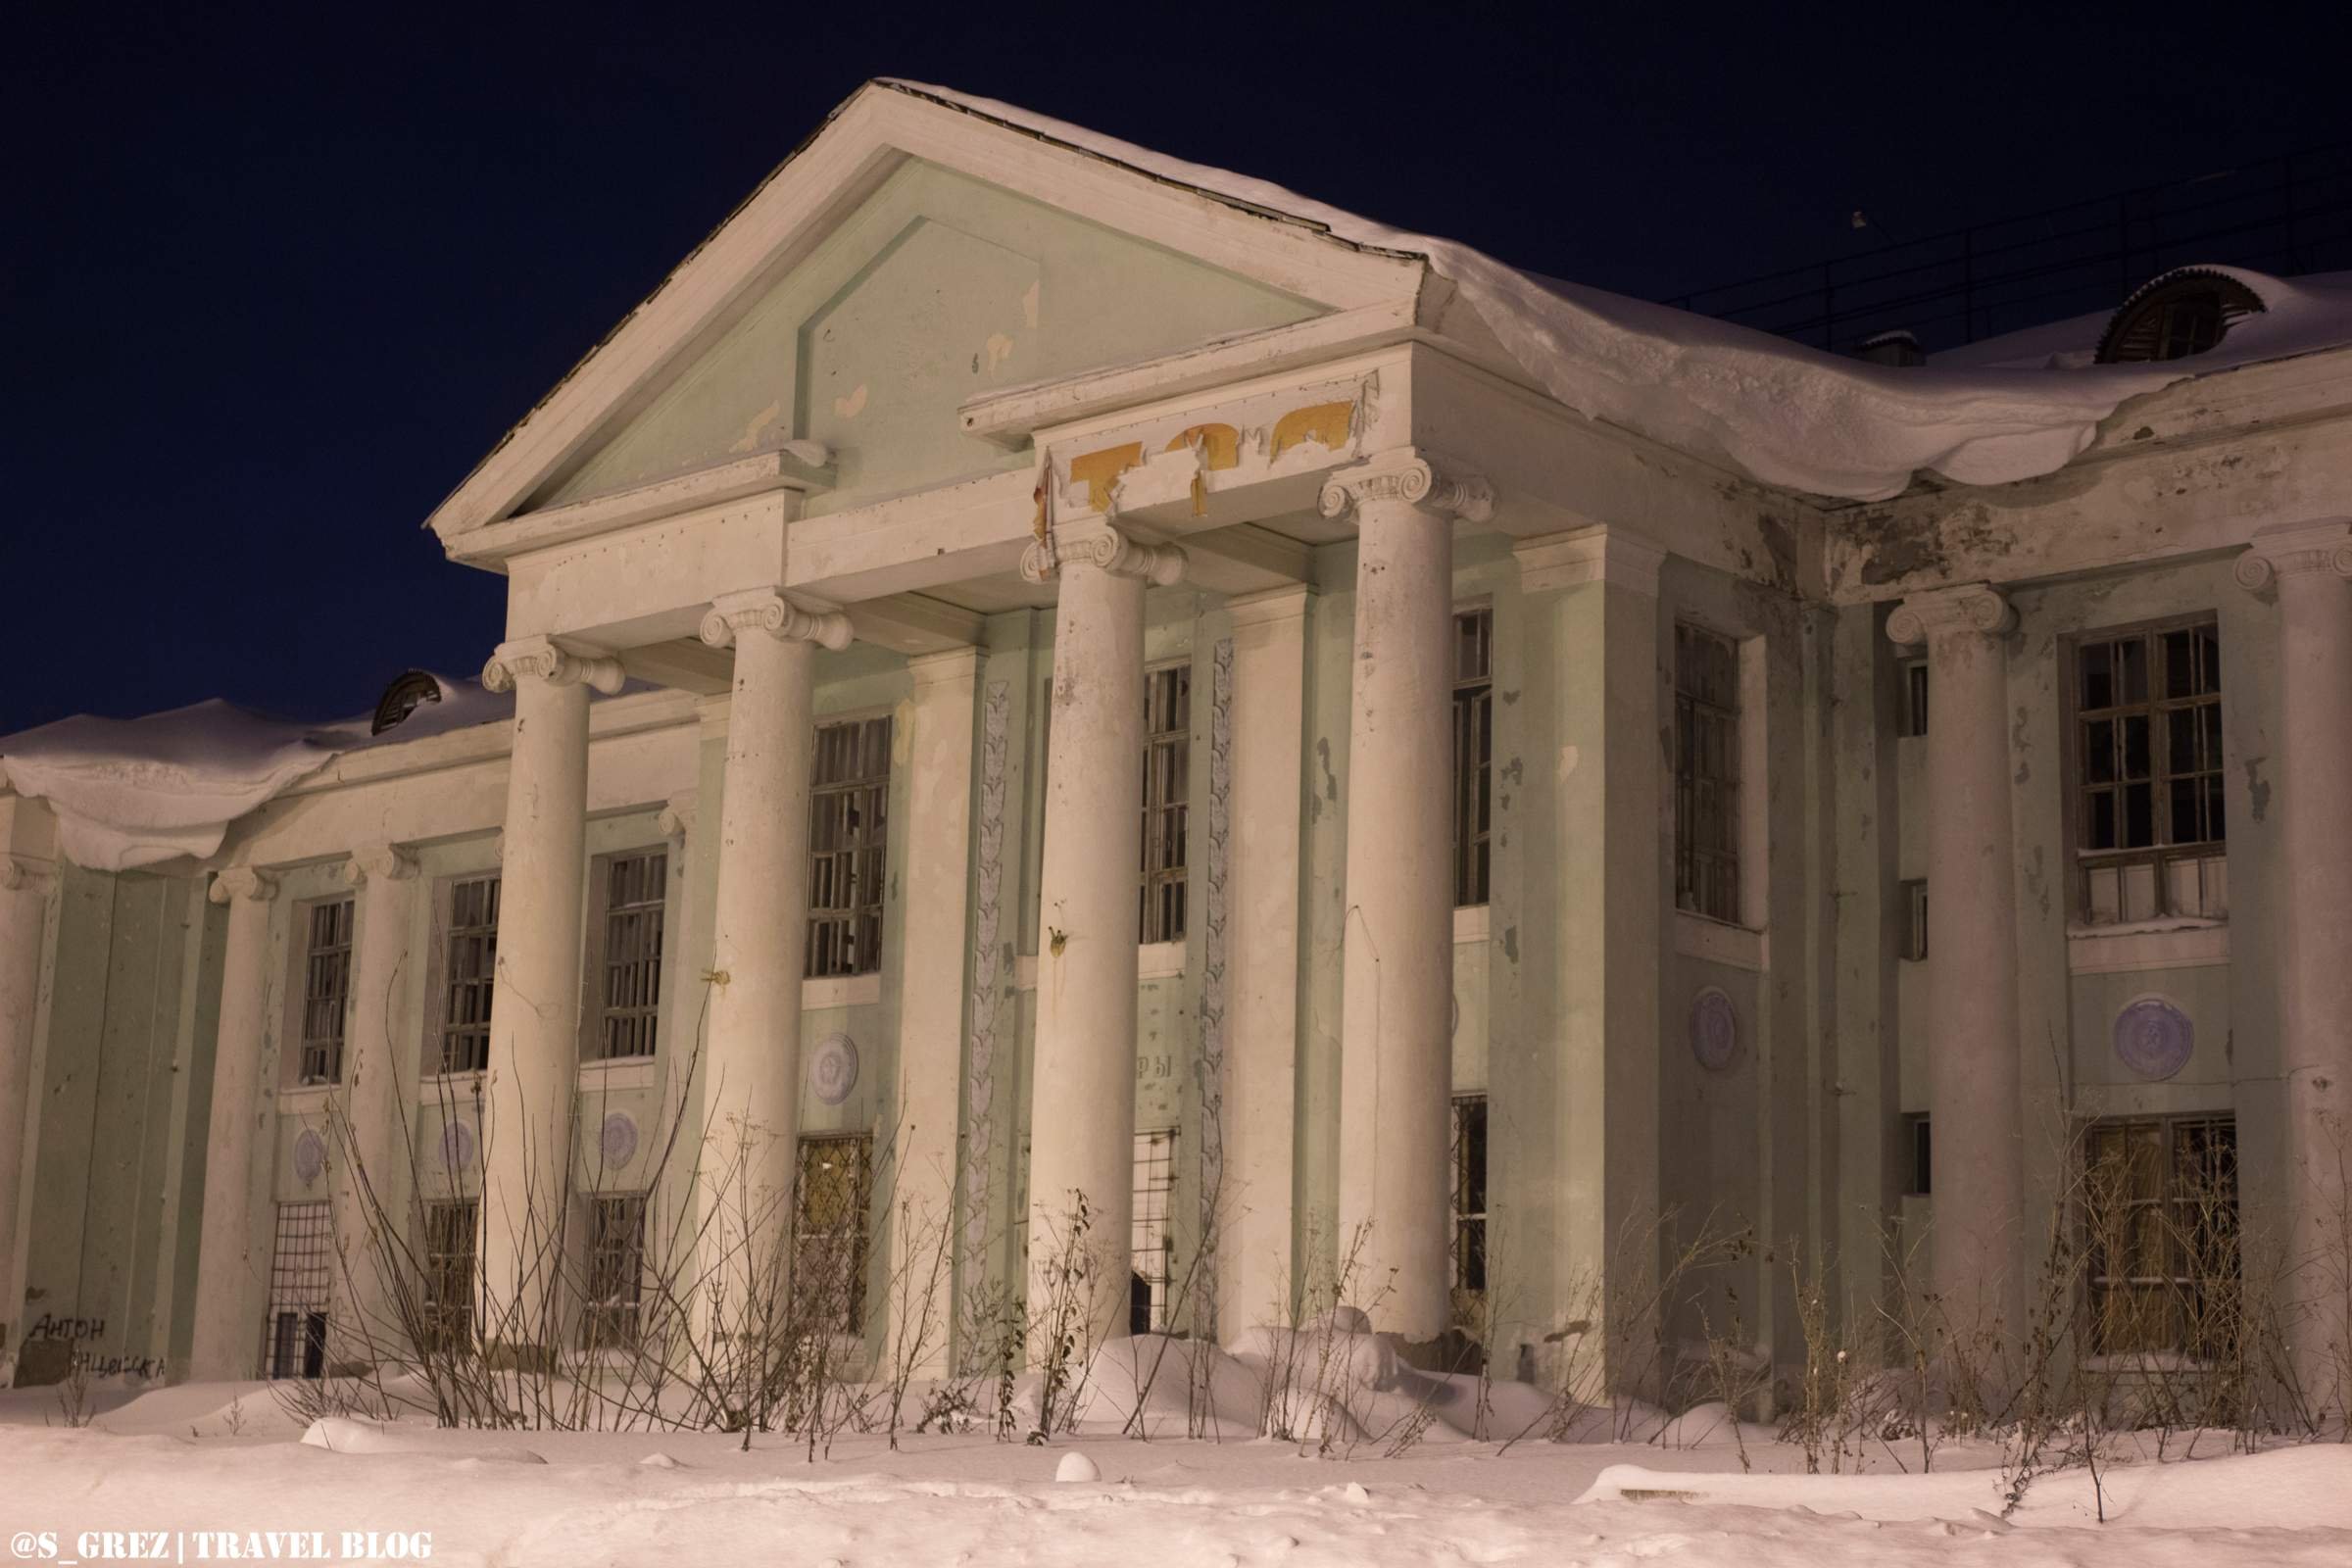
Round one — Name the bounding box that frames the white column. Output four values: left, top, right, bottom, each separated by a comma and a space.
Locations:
1319, 451, 1492, 1343
189, 865, 279, 1380
330, 843, 416, 1368
2234, 517, 2352, 1397
476, 636, 622, 1355
696, 590, 851, 1303
1886, 584, 2022, 1338
1218, 587, 1311, 1338
1022, 520, 1184, 1348
892, 646, 979, 1377
0, 803, 59, 1346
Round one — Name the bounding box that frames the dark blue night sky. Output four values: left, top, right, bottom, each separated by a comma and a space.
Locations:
4, 2, 2339, 737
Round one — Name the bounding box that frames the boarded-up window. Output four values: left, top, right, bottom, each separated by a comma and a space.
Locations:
439, 876, 499, 1075
1140, 663, 1191, 944
2083, 1116, 2237, 1356
808, 717, 892, 979
793, 1135, 873, 1334
421, 1199, 477, 1354
1675, 623, 1741, 923
590, 851, 665, 1060
298, 899, 354, 1085
579, 1194, 646, 1348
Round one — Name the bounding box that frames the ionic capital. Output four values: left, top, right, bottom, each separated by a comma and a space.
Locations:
0, 855, 54, 896
2231, 517, 2352, 592
699, 588, 853, 652
1018, 521, 1187, 587
209, 866, 277, 906
1886, 583, 2013, 647
1317, 450, 1493, 526
481, 636, 627, 696
656, 794, 697, 842
343, 844, 417, 887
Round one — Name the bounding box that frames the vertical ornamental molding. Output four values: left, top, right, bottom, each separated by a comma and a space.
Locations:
958, 679, 1011, 1297
1195, 637, 1234, 1336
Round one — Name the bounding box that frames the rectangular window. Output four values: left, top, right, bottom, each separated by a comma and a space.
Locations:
1140, 663, 1191, 945
420, 1199, 477, 1354
808, 717, 892, 979
2083, 1115, 2237, 1356
591, 851, 665, 1060
297, 899, 355, 1086
1674, 622, 1742, 923
1902, 1112, 1933, 1196
793, 1134, 873, 1334
579, 1194, 647, 1348
2075, 618, 2226, 924
1900, 659, 1929, 738
1453, 609, 1494, 907
1450, 1096, 1489, 1302
1900, 879, 1929, 961
263, 1200, 331, 1378
1130, 1128, 1177, 1334
438, 876, 500, 1075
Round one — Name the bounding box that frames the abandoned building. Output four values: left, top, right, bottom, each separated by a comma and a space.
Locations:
4, 81, 2349, 1400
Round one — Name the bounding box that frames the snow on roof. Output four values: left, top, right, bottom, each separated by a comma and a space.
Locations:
883, 82, 2352, 503
0, 676, 509, 873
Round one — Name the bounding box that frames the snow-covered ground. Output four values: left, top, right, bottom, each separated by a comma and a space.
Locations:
3, 1378, 2348, 1566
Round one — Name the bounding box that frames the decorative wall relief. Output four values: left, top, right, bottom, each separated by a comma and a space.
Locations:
292, 1129, 327, 1187
1194, 637, 1233, 1335
1690, 988, 1740, 1072
809, 1032, 859, 1105
959, 679, 1011, 1296
440, 1119, 476, 1172
2114, 995, 2194, 1080
599, 1111, 640, 1168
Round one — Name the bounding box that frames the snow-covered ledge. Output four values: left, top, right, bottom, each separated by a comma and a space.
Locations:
275, 1083, 334, 1118
1673, 908, 1767, 972
803, 972, 882, 1009
577, 1055, 658, 1093
1013, 942, 1186, 991
2067, 917, 2229, 975
1453, 905, 1490, 946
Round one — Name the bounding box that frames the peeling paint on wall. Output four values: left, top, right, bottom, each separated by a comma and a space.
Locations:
1067, 442, 1144, 513
1269, 401, 1354, 461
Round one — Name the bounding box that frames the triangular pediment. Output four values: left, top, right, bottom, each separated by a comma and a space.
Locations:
429, 82, 1426, 545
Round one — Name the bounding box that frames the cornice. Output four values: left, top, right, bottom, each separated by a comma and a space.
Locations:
1019, 520, 1188, 587
699, 588, 854, 652
481, 635, 627, 696
1514, 522, 1668, 598
1224, 583, 1316, 629
1886, 583, 2014, 647
1317, 449, 1493, 524
907, 646, 984, 689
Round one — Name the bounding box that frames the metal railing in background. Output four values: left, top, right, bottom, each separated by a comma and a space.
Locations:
1660, 143, 2352, 356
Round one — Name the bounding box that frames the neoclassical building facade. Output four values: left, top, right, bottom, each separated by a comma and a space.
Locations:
4, 83, 2350, 1396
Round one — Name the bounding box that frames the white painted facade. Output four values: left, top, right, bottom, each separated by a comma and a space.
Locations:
4, 83, 2350, 1403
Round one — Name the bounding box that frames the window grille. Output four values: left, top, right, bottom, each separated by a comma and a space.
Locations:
1452, 609, 1494, 906
793, 1134, 873, 1334
420, 1199, 477, 1354
297, 899, 354, 1085
1674, 623, 1742, 923
2074, 618, 2226, 924
2083, 1116, 2237, 1356
1900, 879, 1929, 961
592, 852, 664, 1059
263, 1200, 332, 1378
1130, 1129, 1177, 1334
808, 717, 892, 979
1450, 1097, 1489, 1298
579, 1194, 647, 1348
1139, 663, 1191, 944
1900, 659, 1930, 737
439, 876, 500, 1074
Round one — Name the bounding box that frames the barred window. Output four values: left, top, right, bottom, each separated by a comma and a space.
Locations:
297, 899, 354, 1086
1450, 1097, 1489, 1300
1140, 663, 1191, 945
1674, 623, 1741, 923
1453, 609, 1494, 906
438, 876, 500, 1075
793, 1134, 872, 1334
2083, 1116, 2237, 1356
263, 1200, 331, 1378
420, 1199, 477, 1354
591, 852, 664, 1060
1130, 1129, 1177, 1334
579, 1194, 647, 1349
1900, 659, 1929, 738
2075, 618, 2227, 924
808, 717, 891, 979
1900, 879, 1929, 961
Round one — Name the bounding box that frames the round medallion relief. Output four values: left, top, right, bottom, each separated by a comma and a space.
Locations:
292, 1129, 328, 1187
2114, 996, 2194, 1081
440, 1119, 477, 1172
809, 1033, 859, 1106
600, 1111, 640, 1168
1690, 988, 1740, 1072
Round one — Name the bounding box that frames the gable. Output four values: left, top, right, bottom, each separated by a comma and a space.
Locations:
527, 160, 1327, 515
